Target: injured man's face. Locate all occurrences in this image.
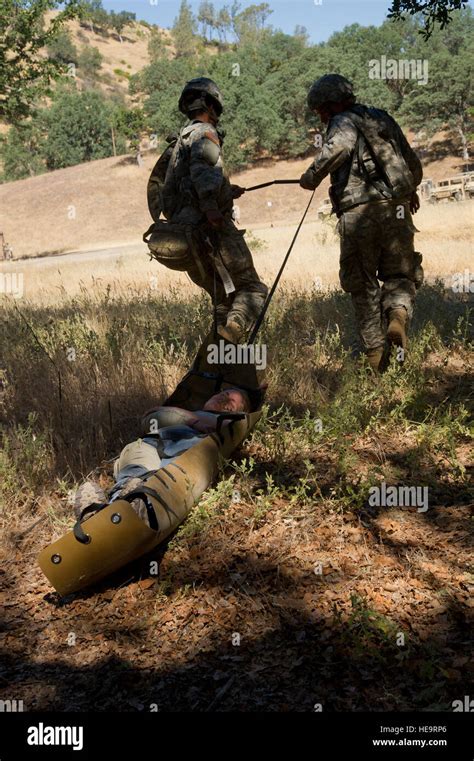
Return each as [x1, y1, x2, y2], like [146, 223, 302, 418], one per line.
[203, 388, 250, 413]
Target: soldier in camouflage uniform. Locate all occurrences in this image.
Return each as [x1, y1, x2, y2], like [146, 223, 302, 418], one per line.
[161, 78, 268, 343]
[299, 74, 423, 371]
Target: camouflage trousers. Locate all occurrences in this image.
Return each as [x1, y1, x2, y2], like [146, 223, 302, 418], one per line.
[187, 220, 268, 333]
[338, 200, 423, 351]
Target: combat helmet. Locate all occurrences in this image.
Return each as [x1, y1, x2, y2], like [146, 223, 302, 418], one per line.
[307, 74, 355, 110]
[178, 77, 224, 118]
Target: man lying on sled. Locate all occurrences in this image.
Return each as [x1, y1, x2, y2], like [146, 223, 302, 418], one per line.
[73, 387, 251, 526]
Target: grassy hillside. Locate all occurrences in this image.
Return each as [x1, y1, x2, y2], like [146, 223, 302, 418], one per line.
[43, 11, 160, 102]
[0, 147, 471, 262]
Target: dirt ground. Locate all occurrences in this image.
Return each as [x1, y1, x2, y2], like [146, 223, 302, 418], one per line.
[1, 439, 472, 711]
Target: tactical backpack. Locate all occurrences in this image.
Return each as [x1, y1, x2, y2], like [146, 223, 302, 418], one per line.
[143, 131, 201, 274]
[143, 124, 230, 288]
[146, 133, 178, 223]
[337, 106, 417, 211]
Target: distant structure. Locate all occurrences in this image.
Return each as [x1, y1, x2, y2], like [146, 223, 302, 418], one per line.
[0, 233, 13, 260]
[424, 172, 474, 203]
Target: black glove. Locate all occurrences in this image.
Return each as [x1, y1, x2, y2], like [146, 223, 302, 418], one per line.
[299, 171, 316, 191]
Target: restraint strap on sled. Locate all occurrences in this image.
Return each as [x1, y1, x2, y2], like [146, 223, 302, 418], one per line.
[120, 486, 160, 531]
[215, 412, 246, 437]
[248, 189, 315, 344]
[73, 484, 161, 543]
[73, 503, 108, 544]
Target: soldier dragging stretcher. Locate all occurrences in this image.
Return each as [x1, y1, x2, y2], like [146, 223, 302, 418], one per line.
[145, 78, 268, 344]
[299, 74, 424, 371]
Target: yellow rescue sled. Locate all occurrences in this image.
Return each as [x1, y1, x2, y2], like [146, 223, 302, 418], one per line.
[38, 334, 264, 596]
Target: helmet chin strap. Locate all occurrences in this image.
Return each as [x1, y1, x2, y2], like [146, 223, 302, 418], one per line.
[208, 108, 219, 126]
[186, 92, 220, 124]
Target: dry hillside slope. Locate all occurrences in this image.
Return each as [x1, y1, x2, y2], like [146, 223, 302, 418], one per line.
[43, 10, 159, 102]
[0, 148, 470, 261]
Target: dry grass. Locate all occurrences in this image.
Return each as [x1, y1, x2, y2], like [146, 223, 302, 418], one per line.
[1, 281, 471, 490]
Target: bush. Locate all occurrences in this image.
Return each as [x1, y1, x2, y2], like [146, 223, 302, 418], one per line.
[0, 121, 45, 181]
[47, 30, 79, 66]
[41, 90, 125, 170]
[77, 46, 103, 81]
[113, 68, 131, 80]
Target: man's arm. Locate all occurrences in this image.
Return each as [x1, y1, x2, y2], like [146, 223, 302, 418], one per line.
[300, 116, 359, 190]
[141, 406, 221, 435]
[189, 126, 225, 223]
[141, 406, 199, 433]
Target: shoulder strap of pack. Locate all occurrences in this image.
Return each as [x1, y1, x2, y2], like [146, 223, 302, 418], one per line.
[354, 126, 394, 199]
[346, 109, 409, 198]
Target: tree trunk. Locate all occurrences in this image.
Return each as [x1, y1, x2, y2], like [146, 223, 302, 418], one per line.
[457, 123, 470, 166]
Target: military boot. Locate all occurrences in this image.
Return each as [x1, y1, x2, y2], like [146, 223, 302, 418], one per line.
[366, 347, 384, 373]
[387, 308, 408, 353]
[217, 320, 244, 344]
[73, 481, 107, 521]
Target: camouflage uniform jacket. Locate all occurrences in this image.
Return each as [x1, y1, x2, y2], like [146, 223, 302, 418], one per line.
[300, 104, 423, 214]
[162, 120, 234, 225]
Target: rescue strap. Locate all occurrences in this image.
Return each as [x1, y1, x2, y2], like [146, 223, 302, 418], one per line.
[202, 230, 235, 296]
[73, 502, 107, 543]
[184, 226, 207, 282]
[73, 482, 161, 543]
[120, 486, 160, 531]
[248, 189, 316, 344]
[244, 179, 301, 192]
